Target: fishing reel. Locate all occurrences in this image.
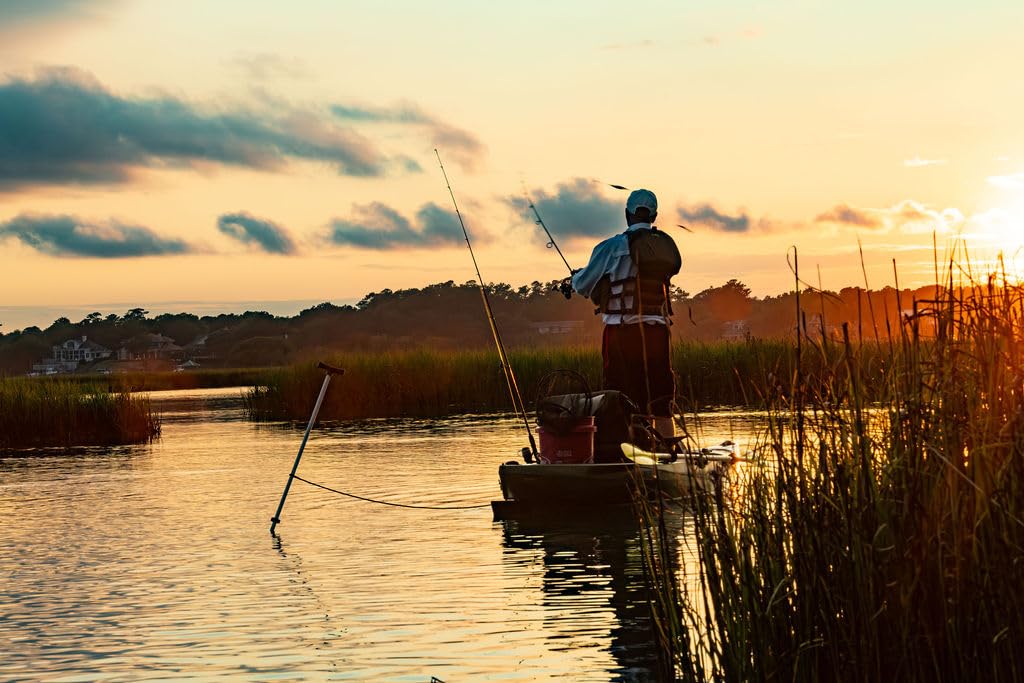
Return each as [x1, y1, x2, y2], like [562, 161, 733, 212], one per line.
[558, 278, 573, 300]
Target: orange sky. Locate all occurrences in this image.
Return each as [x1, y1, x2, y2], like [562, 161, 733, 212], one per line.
[1, 1, 1023, 329]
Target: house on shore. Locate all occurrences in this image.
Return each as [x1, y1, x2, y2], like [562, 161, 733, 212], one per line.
[117, 333, 184, 361]
[530, 320, 584, 336]
[721, 319, 750, 341]
[32, 336, 112, 374]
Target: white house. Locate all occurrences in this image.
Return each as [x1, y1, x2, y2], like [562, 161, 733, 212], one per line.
[32, 336, 112, 373]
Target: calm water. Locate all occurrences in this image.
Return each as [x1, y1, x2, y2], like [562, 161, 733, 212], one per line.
[0, 388, 757, 681]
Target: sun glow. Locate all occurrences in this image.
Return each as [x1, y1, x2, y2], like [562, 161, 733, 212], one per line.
[974, 196, 1024, 253]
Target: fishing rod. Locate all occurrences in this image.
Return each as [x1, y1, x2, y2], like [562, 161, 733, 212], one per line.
[523, 193, 577, 299]
[436, 150, 539, 460]
[524, 193, 574, 276]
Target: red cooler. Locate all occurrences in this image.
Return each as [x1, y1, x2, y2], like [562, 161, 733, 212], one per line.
[538, 416, 597, 464]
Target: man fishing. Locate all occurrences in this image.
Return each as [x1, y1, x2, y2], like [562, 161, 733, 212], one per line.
[570, 189, 681, 439]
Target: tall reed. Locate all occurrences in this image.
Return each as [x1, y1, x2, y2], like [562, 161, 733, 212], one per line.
[0, 379, 160, 448]
[242, 341, 872, 421]
[244, 347, 601, 420]
[643, 261, 1024, 680]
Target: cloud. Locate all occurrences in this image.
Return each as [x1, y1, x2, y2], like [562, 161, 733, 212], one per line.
[508, 178, 622, 240]
[217, 212, 296, 254]
[0, 0, 110, 30]
[903, 157, 947, 167]
[226, 52, 310, 81]
[0, 214, 193, 257]
[814, 204, 882, 229]
[677, 203, 751, 232]
[815, 200, 964, 234]
[330, 102, 484, 171]
[326, 202, 465, 249]
[0, 69, 390, 190]
[988, 173, 1024, 189]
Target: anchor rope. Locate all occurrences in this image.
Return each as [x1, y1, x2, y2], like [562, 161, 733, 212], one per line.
[292, 474, 492, 510]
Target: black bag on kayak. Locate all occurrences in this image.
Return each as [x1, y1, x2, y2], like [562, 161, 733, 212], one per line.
[537, 390, 640, 463]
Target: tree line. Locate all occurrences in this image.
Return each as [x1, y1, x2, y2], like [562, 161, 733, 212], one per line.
[0, 278, 946, 374]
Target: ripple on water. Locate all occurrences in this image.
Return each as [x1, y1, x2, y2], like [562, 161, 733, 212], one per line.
[1, 387, 763, 681]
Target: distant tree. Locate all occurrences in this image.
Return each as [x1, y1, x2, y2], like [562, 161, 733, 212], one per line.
[0, 334, 51, 374]
[226, 335, 292, 367]
[123, 308, 149, 322]
[299, 302, 343, 317]
[79, 312, 103, 325]
[153, 313, 203, 345]
[695, 279, 753, 322]
[669, 285, 691, 303]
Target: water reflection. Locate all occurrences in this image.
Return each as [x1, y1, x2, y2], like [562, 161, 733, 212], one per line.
[501, 510, 687, 681]
[1, 387, 750, 681]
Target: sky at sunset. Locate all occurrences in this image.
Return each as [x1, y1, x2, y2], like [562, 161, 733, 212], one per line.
[1, 0, 1023, 330]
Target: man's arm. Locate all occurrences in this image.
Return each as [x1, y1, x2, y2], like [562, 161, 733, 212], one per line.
[572, 237, 620, 298]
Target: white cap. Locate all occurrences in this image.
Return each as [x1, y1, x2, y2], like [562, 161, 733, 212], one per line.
[626, 188, 658, 216]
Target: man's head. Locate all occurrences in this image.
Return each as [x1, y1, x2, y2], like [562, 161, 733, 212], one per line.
[626, 188, 658, 225]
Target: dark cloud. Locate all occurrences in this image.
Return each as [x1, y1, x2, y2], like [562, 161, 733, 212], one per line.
[326, 202, 465, 249]
[0, 214, 192, 257]
[508, 178, 622, 240]
[0, 1, 107, 29]
[0, 69, 387, 190]
[330, 102, 485, 171]
[217, 212, 296, 254]
[677, 203, 751, 232]
[815, 204, 882, 228]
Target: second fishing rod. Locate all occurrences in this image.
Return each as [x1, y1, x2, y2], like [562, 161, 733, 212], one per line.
[522, 194, 580, 301]
[436, 150, 538, 460]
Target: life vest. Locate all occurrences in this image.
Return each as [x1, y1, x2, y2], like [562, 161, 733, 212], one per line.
[590, 227, 681, 317]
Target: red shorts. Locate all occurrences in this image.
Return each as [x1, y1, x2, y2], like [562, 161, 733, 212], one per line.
[601, 323, 674, 416]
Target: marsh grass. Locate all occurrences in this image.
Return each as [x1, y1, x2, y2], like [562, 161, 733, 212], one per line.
[642, 258, 1024, 680]
[244, 347, 600, 420]
[65, 368, 273, 391]
[0, 379, 160, 449]
[242, 340, 879, 421]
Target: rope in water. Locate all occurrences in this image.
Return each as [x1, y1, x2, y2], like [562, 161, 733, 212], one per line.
[292, 474, 492, 510]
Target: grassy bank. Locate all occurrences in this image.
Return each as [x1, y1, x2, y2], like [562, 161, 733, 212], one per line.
[56, 367, 273, 392]
[0, 379, 160, 449]
[244, 347, 598, 420]
[242, 340, 859, 421]
[243, 338, 898, 421]
[642, 271, 1024, 680]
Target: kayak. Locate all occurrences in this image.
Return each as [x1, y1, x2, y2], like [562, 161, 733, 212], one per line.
[492, 442, 737, 519]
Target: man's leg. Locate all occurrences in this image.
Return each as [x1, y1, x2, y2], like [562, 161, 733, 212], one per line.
[605, 323, 676, 438]
[642, 324, 675, 438]
[601, 324, 628, 395]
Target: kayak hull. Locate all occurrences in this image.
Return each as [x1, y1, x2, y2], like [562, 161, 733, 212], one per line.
[493, 450, 729, 520]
